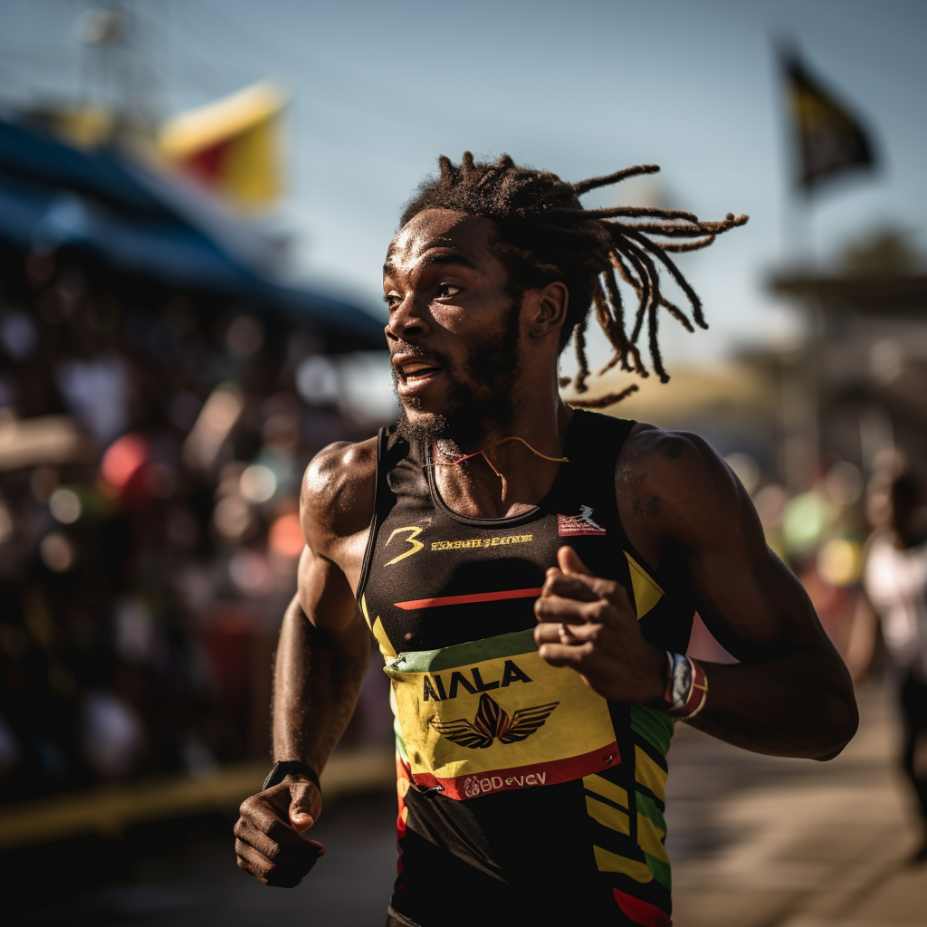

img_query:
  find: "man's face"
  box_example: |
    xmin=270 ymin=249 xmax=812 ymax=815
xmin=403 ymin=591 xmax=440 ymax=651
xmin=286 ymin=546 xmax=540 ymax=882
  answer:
xmin=383 ymin=209 xmax=524 ymax=448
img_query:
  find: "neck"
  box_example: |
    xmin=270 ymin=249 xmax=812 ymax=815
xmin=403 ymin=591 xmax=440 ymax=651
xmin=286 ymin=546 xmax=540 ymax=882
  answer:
xmin=431 ymin=397 xmax=574 ymax=520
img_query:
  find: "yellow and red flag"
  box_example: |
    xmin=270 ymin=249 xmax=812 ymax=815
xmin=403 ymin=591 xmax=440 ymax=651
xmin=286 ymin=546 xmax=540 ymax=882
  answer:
xmin=158 ymin=81 xmax=285 ymax=211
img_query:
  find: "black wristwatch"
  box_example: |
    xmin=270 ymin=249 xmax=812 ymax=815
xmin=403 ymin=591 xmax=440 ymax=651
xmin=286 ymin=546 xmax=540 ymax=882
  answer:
xmin=262 ymin=760 xmax=322 ymax=794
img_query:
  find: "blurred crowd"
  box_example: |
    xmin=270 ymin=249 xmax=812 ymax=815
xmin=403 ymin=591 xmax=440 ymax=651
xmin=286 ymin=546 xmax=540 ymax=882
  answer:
xmin=699 ymin=448 xmax=918 ymax=680
xmin=0 ymin=239 xmax=390 ymax=804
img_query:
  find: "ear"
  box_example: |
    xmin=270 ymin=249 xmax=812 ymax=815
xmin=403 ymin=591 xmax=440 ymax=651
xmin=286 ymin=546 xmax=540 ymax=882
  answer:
xmin=526 ymin=282 xmax=569 ymax=339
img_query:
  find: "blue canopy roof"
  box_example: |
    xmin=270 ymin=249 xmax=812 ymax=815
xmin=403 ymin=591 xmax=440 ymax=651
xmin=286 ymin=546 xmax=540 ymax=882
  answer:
xmin=0 ymin=116 xmax=385 ymax=349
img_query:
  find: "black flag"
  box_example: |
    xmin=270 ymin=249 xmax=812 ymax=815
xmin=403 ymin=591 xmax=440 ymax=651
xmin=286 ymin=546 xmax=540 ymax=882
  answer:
xmin=783 ymin=50 xmax=877 ymax=195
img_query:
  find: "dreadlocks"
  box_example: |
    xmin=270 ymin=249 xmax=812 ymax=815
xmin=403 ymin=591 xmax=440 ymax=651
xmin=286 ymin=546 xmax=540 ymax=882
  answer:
xmin=400 ymin=153 xmax=747 ymax=408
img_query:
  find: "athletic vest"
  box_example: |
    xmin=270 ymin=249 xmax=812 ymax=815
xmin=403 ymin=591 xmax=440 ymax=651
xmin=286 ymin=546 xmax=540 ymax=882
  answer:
xmin=357 ymin=410 xmax=694 ymax=927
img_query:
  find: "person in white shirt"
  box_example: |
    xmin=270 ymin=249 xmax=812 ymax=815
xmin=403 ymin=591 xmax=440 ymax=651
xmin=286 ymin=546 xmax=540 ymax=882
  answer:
xmin=864 ymin=471 xmax=927 ymax=862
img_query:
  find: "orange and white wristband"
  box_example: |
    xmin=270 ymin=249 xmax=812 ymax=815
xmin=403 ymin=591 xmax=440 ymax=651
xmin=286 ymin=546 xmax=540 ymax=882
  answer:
xmin=662 ymin=652 xmax=708 ymax=720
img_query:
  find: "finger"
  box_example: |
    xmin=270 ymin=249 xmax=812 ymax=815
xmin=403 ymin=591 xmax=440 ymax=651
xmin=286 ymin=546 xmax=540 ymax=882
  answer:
xmin=236 ymin=838 xmax=274 ymax=884
xmin=235 ymin=825 xmax=326 ymax=873
xmin=538 ymin=640 xmax=594 ymax=667
xmin=542 ymin=571 xmax=601 ymax=603
xmin=235 ymin=816 xmax=325 ymax=863
xmin=545 ymin=570 xmax=632 ymax=617
xmin=535 ymin=622 xmax=568 ymax=645
xmin=535 ymin=621 xmax=602 ymax=646
xmin=288 ymin=778 xmax=321 ymax=833
xmin=558 ymin=546 xmax=594 ymax=576
xmin=260 ymin=780 xmax=298 ymax=813
xmin=235 ymin=837 xmax=321 ymax=888
xmin=534 ymin=622 xmax=579 ymax=647
xmin=535 ymin=594 xmax=601 ymax=624
xmin=240 ymin=799 xmax=320 ymax=854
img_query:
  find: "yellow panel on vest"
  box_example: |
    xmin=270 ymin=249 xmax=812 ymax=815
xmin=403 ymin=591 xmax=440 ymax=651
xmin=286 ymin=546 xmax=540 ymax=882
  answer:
xmin=362 ymin=595 xmax=397 ymax=659
xmin=593 ymin=845 xmax=653 ymax=883
xmin=387 ymin=647 xmax=615 ymax=782
xmin=624 ymin=552 xmax=664 ymax=620
xmin=373 ymin=619 xmax=397 ymax=659
xmin=637 ymin=813 xmax=669 ymax=864
xmin=583 ymin=773 xmax=628 ymax=809
xmin=634 ymin=745 xmax=667 ymax=802
xmin=585 ymin=795 xmax=630 ymax=835
xmin=361 ymin=595 xmax=373 ymax=629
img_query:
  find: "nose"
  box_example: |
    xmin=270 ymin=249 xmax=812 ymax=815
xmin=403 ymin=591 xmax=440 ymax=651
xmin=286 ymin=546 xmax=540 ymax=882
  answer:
xmin=385 ymin=294 xmax=430 ymax=343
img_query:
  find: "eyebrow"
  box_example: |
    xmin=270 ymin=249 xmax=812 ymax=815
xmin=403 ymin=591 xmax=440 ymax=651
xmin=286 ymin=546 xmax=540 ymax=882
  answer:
xmin=383 ymin=251 xmax=478 ymax=278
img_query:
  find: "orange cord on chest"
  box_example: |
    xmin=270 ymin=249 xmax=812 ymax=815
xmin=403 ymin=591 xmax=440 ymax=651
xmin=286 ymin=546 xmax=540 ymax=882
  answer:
xmin=429 ymin=436 xmax=568 ymax=479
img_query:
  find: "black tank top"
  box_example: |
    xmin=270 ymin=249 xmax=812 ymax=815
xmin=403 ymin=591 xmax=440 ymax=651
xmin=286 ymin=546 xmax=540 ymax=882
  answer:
xmin=357 ymin=410 xmax=694 ymax=927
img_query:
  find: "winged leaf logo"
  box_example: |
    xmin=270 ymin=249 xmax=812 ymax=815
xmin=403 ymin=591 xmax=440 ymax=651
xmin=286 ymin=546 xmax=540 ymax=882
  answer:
xmin=429 ymin=693 xmax=559 ymax=749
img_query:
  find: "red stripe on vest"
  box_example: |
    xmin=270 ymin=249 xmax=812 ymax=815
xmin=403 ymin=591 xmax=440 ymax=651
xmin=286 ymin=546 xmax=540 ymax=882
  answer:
xmin=612 ymin=888 xmax=672 ymax=927
xmin=393 ymin=587 xmax=543 ymax=610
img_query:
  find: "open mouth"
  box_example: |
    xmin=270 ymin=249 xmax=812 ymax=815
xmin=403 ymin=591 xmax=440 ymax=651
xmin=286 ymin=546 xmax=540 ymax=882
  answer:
xmin=394 ymin=356 xmax=443 ymax=383
xmin=399 ymin=361 xmax=441 ymax=383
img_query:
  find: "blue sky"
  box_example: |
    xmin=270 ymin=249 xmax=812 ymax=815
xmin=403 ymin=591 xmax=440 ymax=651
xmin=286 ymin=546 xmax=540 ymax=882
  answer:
xmin=2 ymin=0 xmax=925 ymax=378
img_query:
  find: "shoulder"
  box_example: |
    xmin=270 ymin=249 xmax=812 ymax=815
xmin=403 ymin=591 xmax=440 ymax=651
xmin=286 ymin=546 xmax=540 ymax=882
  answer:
xmin=618 ymin=422 xmax=731 ymax=496
xmin=300 ymin=437 xmax=378 ymax=553
xmin=617 ymin=422 xmax=757 ymax=549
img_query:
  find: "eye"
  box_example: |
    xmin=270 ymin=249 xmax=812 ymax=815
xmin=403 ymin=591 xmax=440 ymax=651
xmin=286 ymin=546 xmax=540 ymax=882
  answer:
xmin=437 ymin=284 xmax=461 ymax=299
xmin=383 ymin=291 xmax=402 ymax=310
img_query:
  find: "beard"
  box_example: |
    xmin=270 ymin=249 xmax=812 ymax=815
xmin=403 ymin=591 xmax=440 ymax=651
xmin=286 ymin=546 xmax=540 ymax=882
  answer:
xmin=393 ymin=299 xmax=522 ymax=453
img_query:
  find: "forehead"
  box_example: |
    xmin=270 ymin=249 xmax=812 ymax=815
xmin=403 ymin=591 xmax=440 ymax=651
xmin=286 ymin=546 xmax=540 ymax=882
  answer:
xmin=384 ymin=209 xmax=501 ymax=278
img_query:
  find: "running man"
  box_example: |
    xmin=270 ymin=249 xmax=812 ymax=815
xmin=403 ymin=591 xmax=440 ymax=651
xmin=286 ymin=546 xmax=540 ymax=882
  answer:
xmin=234 ymin=154 xmax=858 ymax=927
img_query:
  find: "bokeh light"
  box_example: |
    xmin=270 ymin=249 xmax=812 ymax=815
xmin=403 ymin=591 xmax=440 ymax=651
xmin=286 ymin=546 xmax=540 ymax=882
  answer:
xmin=268 ymin=512 xmax=305 ymax=559
xmin=825 ymin=461 xmax=864 ymax=507
xmin=100 ymin=433 xmax=149 ymax=493
xmin=239 ymin=464 xmax=277 ymax=503
xmin=39 ymin=532 xmax=75 ymax=572
xmin=48 ymin=487 xmax=81 ymax=524
xmin=817 ymin=537 xmax=864 ymax=588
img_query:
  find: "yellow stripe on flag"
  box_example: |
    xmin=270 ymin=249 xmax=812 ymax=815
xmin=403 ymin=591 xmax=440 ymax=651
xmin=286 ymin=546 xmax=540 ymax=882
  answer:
xmin=158 ymin=81 xmax=285 ymax=209
xmin=159 ymin=82 xmax=283 ymax=157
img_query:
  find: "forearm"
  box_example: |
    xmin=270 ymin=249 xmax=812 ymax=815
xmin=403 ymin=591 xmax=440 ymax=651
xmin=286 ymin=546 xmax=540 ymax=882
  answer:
xmin=272 ymin=595 xmax=370 ymax=773
xmin=683 ymin=649 xmax=858 ymax=760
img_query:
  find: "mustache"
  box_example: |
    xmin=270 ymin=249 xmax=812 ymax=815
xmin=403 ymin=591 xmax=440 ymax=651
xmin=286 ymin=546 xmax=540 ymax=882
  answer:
xmin=389 ymin=343 xmax=451 ymax=375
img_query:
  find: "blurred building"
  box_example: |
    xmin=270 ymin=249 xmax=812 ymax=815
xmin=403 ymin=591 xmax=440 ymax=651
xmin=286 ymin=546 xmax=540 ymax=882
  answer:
xmin=770 ymin=264 xmax=927 ymax=487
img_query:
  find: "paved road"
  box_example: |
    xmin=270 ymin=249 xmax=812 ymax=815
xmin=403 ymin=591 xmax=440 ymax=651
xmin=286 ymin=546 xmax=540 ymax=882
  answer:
xmin=11 ymin=790 xmax=399 ymax=926
xmin=11 ymin=683 xmax=926 ymax=926
xmin=667 ymin=683 xmax=927 ymax=927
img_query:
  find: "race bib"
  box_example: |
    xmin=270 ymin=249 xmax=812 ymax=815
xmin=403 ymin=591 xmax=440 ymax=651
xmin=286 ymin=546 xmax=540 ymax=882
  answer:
xmin=385 ymin=628 xmax=620 ymax=800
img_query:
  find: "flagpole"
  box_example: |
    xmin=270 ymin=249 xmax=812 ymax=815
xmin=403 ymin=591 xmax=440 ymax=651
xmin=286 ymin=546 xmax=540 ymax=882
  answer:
xmin=785 ymin=190 xmax=812 ymax=271
xmin=776 ymin=39 xmax=878 ymax=489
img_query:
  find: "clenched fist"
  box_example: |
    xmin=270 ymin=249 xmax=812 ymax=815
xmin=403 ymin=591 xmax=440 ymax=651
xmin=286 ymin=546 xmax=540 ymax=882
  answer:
xmin=234 ymin=774 xmax=325 ymax=888
xmin=534 ymin=546 xmax=667 ymax=705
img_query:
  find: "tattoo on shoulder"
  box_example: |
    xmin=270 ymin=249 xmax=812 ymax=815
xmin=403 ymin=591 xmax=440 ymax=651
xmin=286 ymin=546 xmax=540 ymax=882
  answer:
xmin=661 ymin=436 xmax=684 ymax=459
xmin=629 ymin=473 xmax=661 ymax=519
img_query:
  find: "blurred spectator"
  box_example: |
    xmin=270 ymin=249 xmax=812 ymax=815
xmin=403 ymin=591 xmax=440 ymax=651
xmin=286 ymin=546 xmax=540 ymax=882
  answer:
xmin=0 ymin=239 xmax=389 ymax=806
xmin=863 ymin=467 xmax=927 ymax=862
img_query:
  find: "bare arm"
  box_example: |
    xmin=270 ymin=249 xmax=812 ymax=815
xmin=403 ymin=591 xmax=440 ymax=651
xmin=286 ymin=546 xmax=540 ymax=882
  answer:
xmin=235 ymin=439 xmax=375 ymax=887
xmin=652 ymin=430 xmax=857 ymax=758
xmin=535 ymin=427 xmax=858 ymax=761
xmin=272 ymin=549 xmax=370 ymax=779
